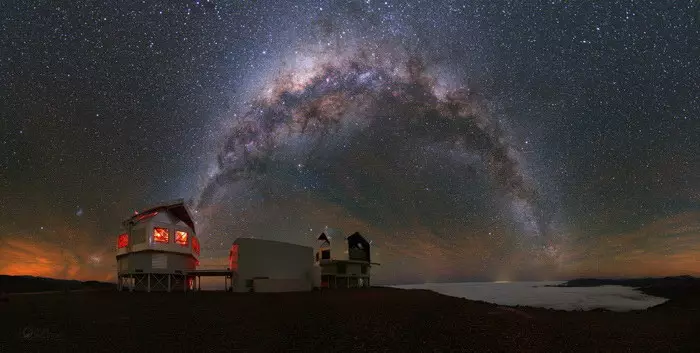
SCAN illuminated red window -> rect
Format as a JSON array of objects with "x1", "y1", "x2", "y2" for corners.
[
  {"x1": 229, "y1": 244, "x2": 239, "y2": 270},
  {"x1": 192, "y1": 236, "x2": 200, "y2": 255},
  {"x1": 153, "y1": 227, "x2": 169, "y2": 243},
  {"x1": 117, "y1": 233, "x2": 129, "y2": 248},
  {"x1": 175, "y1": 231, "x2": 188, "y2": 246}
]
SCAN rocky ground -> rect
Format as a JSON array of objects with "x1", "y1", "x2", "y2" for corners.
[{"x1": 1, "y1": 286, "x2": 699, "y2": 352}]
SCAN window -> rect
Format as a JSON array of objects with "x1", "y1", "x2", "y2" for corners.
[
  {"x1": 117, "y1": 233, "x2": 129, "y2": 248},
  {"x1": 129, "y1": 227, "x2": 146, "y2": 245},
  {"x1": 153, "y1": 227, "x2": 169, "y2": 243},
  {"x1": 321, "y1": 250, "x2": 331, "y2": 259},
  {"x1": 192, "y1": 236, "x2": 200, "y2": 255},
  {"x1": 361, "y1": 265, "x2": 367, "y2": 274},
  {"x1": 337, "y1": 263, "x2": 346, "y2": 274},
  {"x1": 175, "y1": 231, "x2": 188, "y2": 246}
]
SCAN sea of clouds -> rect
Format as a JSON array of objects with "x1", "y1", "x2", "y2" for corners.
[{"x1": 393, "y1": 281, "x2": 668, "y2": 311}]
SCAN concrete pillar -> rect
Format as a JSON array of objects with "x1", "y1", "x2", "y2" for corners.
[
  {"x1": 167, "y1": 274, "x2": 171, "y2": 292},
  {"x1": 147, "y1": 274, "x2": 151, "y2": 292}
]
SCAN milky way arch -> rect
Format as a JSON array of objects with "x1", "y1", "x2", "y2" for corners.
[{"x1": 193, "y1": 50, "x2": 551, "y2": 250}]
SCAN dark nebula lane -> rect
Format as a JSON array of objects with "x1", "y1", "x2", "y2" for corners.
[{"x1": 190, "y1": 44, "x2": 567, "y2": 283}]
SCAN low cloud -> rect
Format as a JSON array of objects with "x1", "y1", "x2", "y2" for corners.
[{"x1": 395, "y1": 282, "x2": 668, "y2": 312}]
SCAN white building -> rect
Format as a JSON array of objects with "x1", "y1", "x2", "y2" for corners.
[
  {"x1": 116, "y1": 199, "x2": 201, "y2": 292},
  {"x1": 316, "y1": 232, "x2": 379, "y2": 288},
  {"x1": 228, "y1": 238, "x2": 320, "y2": 292}
]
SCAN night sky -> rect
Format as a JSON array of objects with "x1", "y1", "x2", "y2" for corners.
[{"x1": 1, "y1": 1, "x2": 698, "y2": 284}]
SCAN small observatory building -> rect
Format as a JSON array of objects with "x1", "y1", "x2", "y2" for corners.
[
  {"x1": 116, "y1": 199, "x2": 201, "y2": 292},
  {"x1": 316, "y1": 232, "x2": 378, "y2": 288},
  {"x1": 228, "y1": 238, "x2": 320, "y2": 292}
]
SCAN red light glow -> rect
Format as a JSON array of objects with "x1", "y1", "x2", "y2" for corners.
[
  {"x1": 117, "y1": 233, "x2": 129, "y2": 249},
  {"x1": 192, "y1": 236, "x2": 200, "y2": 255},
  {"x1": 135, "y1": 211, "x2": 158, "y2": 222},
  {"x1": 229, "y1": 244, "x2": 239, "y2": 270},
  {"x1": 153, "y1": 227, "x2": 169, "y2": 243},
  {"x1": 175, "y1": 231, "x2": 188, "y2": 246}
]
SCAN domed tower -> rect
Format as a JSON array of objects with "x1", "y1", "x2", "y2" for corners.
[
  {"x1": 116, "y1": 199, "x2": 200, "y2": 292},
  {"x1": 316, "y1": 231, "x2": 379, "y2": 288}
]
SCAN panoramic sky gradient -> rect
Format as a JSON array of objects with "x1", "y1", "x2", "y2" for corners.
[{"x1": 1, "y1": 1, "x2": 698, "y2": 283}]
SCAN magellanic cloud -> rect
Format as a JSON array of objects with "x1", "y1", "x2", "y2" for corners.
[{"x1": 0, "y1": 226, "x2": 116, "y2": 282}]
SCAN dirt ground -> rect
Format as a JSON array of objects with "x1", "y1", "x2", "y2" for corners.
[{"x1": 2, "y1": 287, "x2": 699, "y2": 352}]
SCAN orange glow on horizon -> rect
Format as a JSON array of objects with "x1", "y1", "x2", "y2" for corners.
[
  {"x1": 0, "y1": 237, "x2": 115, "y2": 282},
  {"x1": 1, "y1": 208, "x2": 698, "y2": 284}
]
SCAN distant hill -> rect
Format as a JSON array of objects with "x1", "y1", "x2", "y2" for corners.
[
  {"x1": 555, "y1": 276, "x2": 700, "y2": 303},
  {"x1": 0, "y1": 275, "x2": 116, "y2": 294},
  {"x1": 557, "y1": 275, "x2": 698, "y2": 288}
]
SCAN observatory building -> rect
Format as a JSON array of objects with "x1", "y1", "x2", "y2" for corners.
[
  {"x1": 116, "y1": 199, "x2": 201, "y2": 292},
  {"x1": 115, "y1": 199, "x2": 380, "y2": 292},
  {"x1": 228, "y1": 238, "x2": 320, "y2": 292},
  {"x1": 316, "y1": 232, "x2": 379, "y2": 289}
]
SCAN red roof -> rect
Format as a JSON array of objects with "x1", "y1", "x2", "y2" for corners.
[{"x1": 123, "y1": 199, "x2": 195, "y2": 231}]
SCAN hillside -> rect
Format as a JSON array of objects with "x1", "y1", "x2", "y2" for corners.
[
  {"x1": 0, "y1": 275, "x2": 116, "y2": 294},
  {"x1": 555, "y1": 276, "x2": 700, "y2": 304}
]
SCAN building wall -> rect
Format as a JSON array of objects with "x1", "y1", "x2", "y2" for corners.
[
  {"x1": 119, "y1": 257, "x2": 129, "y2": 272},
  {"x1": 118, "y1": 211, "x2": 198, "y2": 256},
  {"x1": 320, "y1": 262, "x2": 370, "y2": 276},
  {"x1": 329, "y1": 239, "x2": 349, "y2": 261},
  {"x1": 232, "y1": 238, "x2": 319, "y2": 292},
  {"x1": 118, "y1": 251, "x2": 196, "y2": 274}
]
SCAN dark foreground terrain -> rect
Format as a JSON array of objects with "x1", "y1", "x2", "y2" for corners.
[{"x1": 2, "y1": 286, "x2": 700, "y2": 352}]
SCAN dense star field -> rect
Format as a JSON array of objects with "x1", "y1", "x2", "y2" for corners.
[{"x1": 0, "y1": 1, "x2": 698, "y2": 283}]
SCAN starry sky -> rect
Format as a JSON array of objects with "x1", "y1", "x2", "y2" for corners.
[{"x1": 1, "y1": 1, "x2": 698, "y2": 284}]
